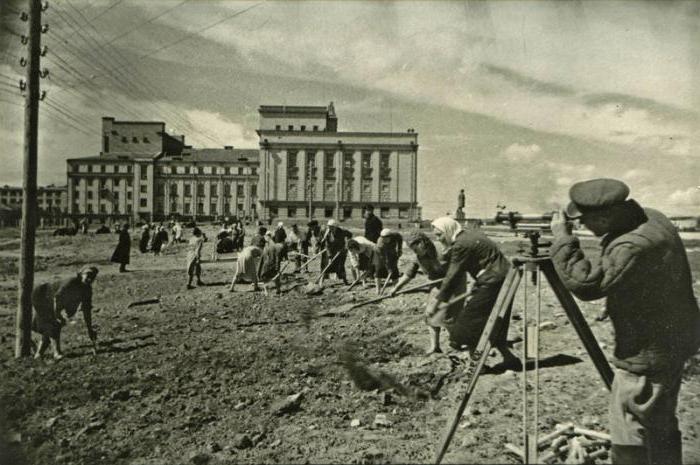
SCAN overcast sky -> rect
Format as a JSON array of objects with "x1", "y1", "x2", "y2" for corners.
[{"x1": 1, "y1": 0, "x2": 699, "y2": 218}]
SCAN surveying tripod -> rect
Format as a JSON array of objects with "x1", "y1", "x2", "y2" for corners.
[{"x1": 434, "y1": 233, "x2": 614, "y2": 465}]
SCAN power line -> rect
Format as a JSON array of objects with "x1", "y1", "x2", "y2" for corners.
[
  {"x1": 0, "y1": 96, "x2": 23, "y2": 107},
  {"x1": 139, "y1": 2, "x2": 265, "y2": 60},
  {"x1": 86, "y1": 0, "x2": 125, "y2": 23},
  {"x1": 97, "y1": 0, "x2": 190, "y2": 47}
]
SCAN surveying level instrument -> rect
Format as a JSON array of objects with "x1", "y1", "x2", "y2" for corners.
[{"x1": 434, "y1": 228, "x2": 614, "y2": 465}]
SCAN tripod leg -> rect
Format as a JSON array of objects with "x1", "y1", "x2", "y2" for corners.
[
  {"x1": 434, "y1": 266, "x2": 522, "y2": 465},
  {"x1": 540, "y1": 260, "x2": 614, "y2": 390}
]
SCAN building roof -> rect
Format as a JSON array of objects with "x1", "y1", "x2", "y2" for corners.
[
  {"x1": 67, "y1": 152, "x2": 162, "y2": 162},
  {"x1": 258, "y1": 105, "x2": 329, "y2": 115},
  {"x1": 175, "y1": 148, "x2": 259, "y2": 163}
]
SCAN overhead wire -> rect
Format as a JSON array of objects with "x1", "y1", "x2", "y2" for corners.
[{"x1": 51, "y1": 1, "x2": 227, "y2": 147}]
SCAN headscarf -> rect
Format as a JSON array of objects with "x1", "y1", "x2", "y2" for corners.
[
  {"x1": 380, "y1": 228, "x2": 392, "y2": 237},
  {"x1": 431, "y1": 216, "x2": 462, "y2": 246},
  {"x1": 327, "y1": 219, "x2": 337, "y2": 227},
  {"x1": 79, "y1": 265, "x2": 99, "y2": 278},
  {"x1": 277, "y1": 222, "x2": 284, "y2": 229}
]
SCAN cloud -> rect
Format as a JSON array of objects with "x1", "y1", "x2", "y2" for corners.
[
  {"x1": 480, "y1": 63, "x2": 577, "y2": 97},
  {"x1": 668, "y1": 186, "x2": 700, "y2": 207},
  {"x1": 581, "y1": 93, "x2": 699, "y2": 125},
  {"x1": 184, "y1": 109, "x2": 258, "y2": 148},
  {"x1": 503, "y1": 143, "x2": 542, "y2": 162}
]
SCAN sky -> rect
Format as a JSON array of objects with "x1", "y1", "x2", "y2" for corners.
[{"x1": 1, "y1": 0, "x2": 699, "y2": 219}]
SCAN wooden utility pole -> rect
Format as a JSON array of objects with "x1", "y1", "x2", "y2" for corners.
[{"x1": 15, "y1": 0, "x2": 42, "y2": 358}]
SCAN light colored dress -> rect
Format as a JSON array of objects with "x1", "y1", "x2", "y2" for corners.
[
  {"x1": 235, "y1": 245, "x2": 261, "y2": 283},
  {"x1": 187, "y1": 236, "x2": 205, "y2": 275}
]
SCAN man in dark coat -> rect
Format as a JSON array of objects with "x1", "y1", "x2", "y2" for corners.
[
  {"x1": 32, "y1": 266, "x2": 98, "y2": 359},
  {"x1": 319, "y1": 219, "x2": 351, "y2": 285},
  {"x1": 139, "y1": 225, "x2": 150, "y2": 253},
  {"x1": 110, "y1": 223, "x2": 131, "y2": 272},
  {"x1": 550, "y1": 178, "x2": 700, "y2": 465},
  {"x1": 363, "y1": 204, "x2": 383, "y2": 243},
  {"x1": 273, "y1": 222, "x2": 287, "y2": 244}
]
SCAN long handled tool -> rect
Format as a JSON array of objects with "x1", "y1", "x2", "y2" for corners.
[
  {"x1": 323, "y1": 277, "x2": 443, "y2": 317},
  {"x1": 314, "y1": 251, "x2": 340, "y2": 284},
  {"x1": 299, "y1": 248, "x2": 325, "y2": 271},
  {"x1": 346, "y1": 270, "x2": 368, "y2": 292},
  {"x1": 379, "y1": 276, "x2": 392, "y2": 295}
]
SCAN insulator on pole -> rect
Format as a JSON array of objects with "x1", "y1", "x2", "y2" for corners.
[
  {"x1": 40, "y1": 90, "x2": 47, "y2": 101},
  {"x1": 19, "y1": 56, "x2": 27, "y2": 67},
  {"x1": 19, "y1": 79, "x2": 26, "y2": 91},
  {"x1": 40, "y1": 46, "x2": 48, "y2": 56},
  {"x1": 41, "y1": 24, "x2": 49, "y2": 33},
  {"x1": 40, "y1": 69, "x2": 50, "y2": 78},
  {"x1": 21, "y1": 35, "x2": 29, "y2": 45},
  {"x1": 42, "y1": 2, "x2": 50, "y2": 11},
  {"x1": 20, "y1": 11, "x2": 29, "y2": 21}
]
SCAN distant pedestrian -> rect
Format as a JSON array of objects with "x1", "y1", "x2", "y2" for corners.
[
  {"x1": 273, "y1": 221, "x2": 287, "y2": 244},
  {"x1": 172, "y1": 221, "x2": 183, "y2": 243},
  {"x1": 110, "y1": 223, "x2": 131, "y2": 272},
  {"x1": 186, "y1": 227, "x2": 206, "y2": 289},
  {"x1": 151, "y1": 225, "x2": 166, "y2": 255},
  {"x1": 139, "y1": 225, "x2": 150, "y2": 253},
  {"x1": 363, "y1": 204, "x2": 383, "y2": 243}
]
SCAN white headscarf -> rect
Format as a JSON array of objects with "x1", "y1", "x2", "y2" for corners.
[{"x1": 431, "y1": 216, "x2": 463, "y2": 246}]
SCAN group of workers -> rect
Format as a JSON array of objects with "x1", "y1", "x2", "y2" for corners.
[{"x1": 28, "y1": 182, "x2": 700, "y2": 465}]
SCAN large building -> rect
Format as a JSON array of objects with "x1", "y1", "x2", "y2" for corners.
[
  {"x1": 257, "y1": 103, "x2": 420, "y2": 222},
  {"x1": 0, "y1": 184, "x2": 67, "y2": 226},
  {"x1": 67, "y1": 117, "x2": 259, "y2": 223}
]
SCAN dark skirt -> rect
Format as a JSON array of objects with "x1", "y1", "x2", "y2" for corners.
[{"x1": 111, "y1": 242, "x2": 130, "y2": 264}]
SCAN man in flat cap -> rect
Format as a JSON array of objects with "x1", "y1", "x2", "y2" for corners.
[
  {"x1": 550, "y1": 178, "x2": 700, "y2": 465},
  {"x1": 32, "y1": 266, "x2": 99, "y2": 359}
]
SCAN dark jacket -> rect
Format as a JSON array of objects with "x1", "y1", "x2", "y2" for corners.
[
  {"x1": 364, "y1": 214, "x2": 383, "y2": 243},
  {"x1": 321, "y1": 227, "x2": 352, "y2": 254},
  {"x1": 551, "y1": 204, "x2": 700, "y2": 374},
  {"x1": 436, "y1": 229, "x2": 510, "y2": 302},
  {"x1": 139, "y1": 230, "x2": 150, "y2": 253},
  {"x1": 273, "y1": 227, "x2": 287, "y2": 244},
  {"x1": 111, "y1": 230, "x2": 131, "y2": 264}
]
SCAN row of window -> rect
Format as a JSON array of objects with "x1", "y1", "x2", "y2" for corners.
[
  {"x1": 158, "y1": 183, "x2": 257, "y2": 197},
  {"x1": 286, "y1": 151, "x2": 391, "y2": 181},
  {"x1": 158, "y1": 166, "x2": 257, "y2": 176},
  {"x1": 0, "y1": 191, "x2": 63, "y2": 197},
  {"x1": 275, "y1": 124, "x2": 320, "y2": 132},
  {"x1": 268, "y1": 206, "x2": 409, "y2": 219}
]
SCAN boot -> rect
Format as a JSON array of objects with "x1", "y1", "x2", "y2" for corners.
[{"x1": 611, "y1": 444, "x2": 648, "y2": 464}]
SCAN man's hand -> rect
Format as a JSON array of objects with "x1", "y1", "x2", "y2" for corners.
[{"x1": 550, "y1": 210, "x2": 573, "y2": 239}]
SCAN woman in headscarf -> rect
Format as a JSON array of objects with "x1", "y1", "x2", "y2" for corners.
[
  {"x1": 425, "y1": 217, "x2": 520, "y2": 368},
  {"x1": 257, "y1": 241, "x2": 287, "y2": 295},
  {"x1": 389, "y1": 231, "x2": 452, "y2": 354},
  {"x1": 110, "y1": 223, "x2": 131, "y2": 272},
  {"x1": 32, "y1": 266, "x2": 99, "y2": 359},
  {"x1": 346, "y1": 236, "x2": 385, "y2": 293},
  {"x1": 229, "y1": 244, "x2": 263, "y2": 292}
]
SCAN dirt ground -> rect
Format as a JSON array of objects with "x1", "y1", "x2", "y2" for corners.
[{"x1": 0, "y1": 225, "x2": 699, "y2": 465}]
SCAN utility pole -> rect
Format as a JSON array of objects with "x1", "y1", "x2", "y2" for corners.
[
  {"x1": 16, "y1": 0, "x2": 44, "y2": 358},
  {"x1": 307, "y1": 153, "x2": 314, "y2": 220}
]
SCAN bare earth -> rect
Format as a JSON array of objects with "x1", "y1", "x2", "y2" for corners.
[{"x1": 0, "y1": 226, "x2": 699, "y2": 465}]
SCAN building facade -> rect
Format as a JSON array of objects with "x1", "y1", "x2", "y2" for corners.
[
  {"x1": 67, "y1": 117, "x2": 259, "y2": 223},
  {"x1": 0, "y1": 184, "x2": 67, "y2": 226},
  {"x1": 257, "y1": 103, "x2": 420, "y2": 222}
]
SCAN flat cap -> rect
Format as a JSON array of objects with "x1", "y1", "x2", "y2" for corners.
[{"x1": 565, "y1": 178, "x2": 630, "y2": 219}]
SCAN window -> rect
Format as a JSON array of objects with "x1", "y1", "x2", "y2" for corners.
[
  {"x1": 288, "y1": 207, "x2": 297, "y2": 218},
  {"x1": 300, "y1": 125, "x2": 306, "y2": 131},
  {"x1": 100, "y1": 179, "x2": 107, "y2": 189},
  {"x1": 324, "y1": 207, "x2": 334, "y2": 218},
  {"x1": 170, "y1": 184, "x2": 178, "y2": 196},
  {"x1": 210, "y1": 184, "x2": 217, "y2": 197},
  {"x1": 380, "y1": 207, "x2": 390, "y2": 219},
  {"x1": 250, "y1": 167, "x2": 257, "y2": 175},
  {"x1": 269, "y1": 206, "x2": 278, "y2": 217},
  {"x1": 224, "y1": 183, "x2": 231, "y2": 196},
  {"x1": 141, "y1": 170, "x2": 147, "y2": 180},
  {"x1": 211, "y1": 201, "x2": 218, "y2": 213},
  {"x1": 127, "y1": 165, "x2": 132, "y2": 174},
  {"x1": 88, "y1": 165, "x2": 93, "y2": 173},
  {"x1": 313, "y1": 125, "x2": 319, "y2": 131},
  {"x1": 224, "y1": 202, "x2": 230, "y2": 214},
  {"x1": 100, "y1": 204, "x2": 106, "y2": 213},
  {"x1": 288, "y1": 125, "x2": 293, "y2": 131},
  {"x1": 305, "y1": 206, "x2": 315, "y2": 218},
  {"x1": 127, "y1": 179, "x2": 133, "y2": 187},
  {"x1": 237, "y1": 185, "x2": 244, "y2": 197},
  {"x1": 184, "y1": 184, "x2": 192, "y2": 196},
  {"x1": 225, "y1": 167, "x2": 231, "y2": 175},
  {"x1": 184, "y1": 166, "x2": 190, "y2": 174},
  {"x1": 380, "y1": 152, "x2": 391, "y2": 180},
  {"x1": 197, "y1": 183, "x2": 204, "y2": 196},
  {"x1": 275, "y1": 125, "x2": 281, "y2": 131},
  {"x1": 399, "y1": 207, "x2": 409, "y2": 219},
  {"x1": 103, "y1": 136, "x2": 109, "y2": 153},
  {"x1": 324, "y1": 152, "x2": 335, "y2": 179},
  {"x1": 113, "y1": 192, "x2": 119, "y2": 201},
  {"x1": 143, "y1": 136, "x2": 150, "y2": 143},
  {"x1": 287, "y1": 151, "x2": 298, "y2": 179},
  {"x1": 156, "y1": 184, "x2": 165, "y2": 196},
  {"x1": 87, "y1": 191, "x2": 93, "y2": 200},
  {"x1": 197, "y1": 167, "x2": 204, "y2": 175},
  {"x1": 171, "y1": 202, "x2": 178, "y2": 213},
  {"x1": 250, "y1": 185, "x2": 257, "y2": 197},
  {"x1": 127, "y1": 192, "x2": 132, "y2": 200},
  {"x1": 197, "y1": 203, "x2": 204, "y2": 214},
  {"x1": 238, "y1": 167, "x2": 244, "y2": 175},
  {"x1": 132, "y1": 137, "x2": 139, "y2": 143},
  {"x1": 140, "y1": 199, "x2": 147, "y2": 207},
  {"x1": 343, "y1": 207, "x2": 352, "y2": 219},
  {"x1": 237, "y1": 203, "x2": 244, "y2": 213},
  {"x1": 121, "y1": 136, "x2": 128, "y2": 143},
  {"x1": 87, "y1": 204, "x2": 94, "y2": 213},
  {"x1": 140, "y1": 185, "x2": 147, "y2": 193},
  {"x1": 184, "y1": 202, "x2": 191, "y2": 214},
  {"x1": 100, "y1": 165, "x2": 105, "y2": 173}
]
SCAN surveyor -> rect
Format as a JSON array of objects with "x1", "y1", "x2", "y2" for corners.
[
  {"x1": 319, "y1": 219, "x2": 352, "y2": 285},
  {"x1": 32, "y1": 266, "x2": 99, "y2": 360},
  {"x1": 390, "y1": 232, "x2": 451, "y2": 354},
  {"x1": 376, "y1": 228, "x2": 403, "y2": 282},
  {"x1": 425, "y1": 217, "x2": 520, "y2": 368},
  {"x1": 110, "y1": 223, "x2": 131, "y2": 273},
  {"x1": 346, "y1": 237, "x2": 384, "y2": 293},
  {"x1": 363, "y1": 204, "x2": 383, "y2": 243},
  {"x1": 550, "y1": 178, "x2": 700, "y2": 465}
]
